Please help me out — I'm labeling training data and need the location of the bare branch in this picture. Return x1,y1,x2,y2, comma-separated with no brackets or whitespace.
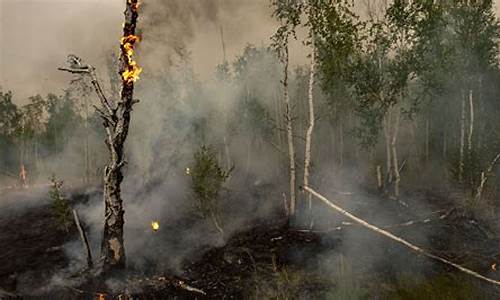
304,185,500,287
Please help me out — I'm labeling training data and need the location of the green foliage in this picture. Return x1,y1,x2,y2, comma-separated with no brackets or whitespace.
43,92,82,153
49,175,71,231
270,0,304,60
190,145,232,233
0,90,21,137
0,90,21,170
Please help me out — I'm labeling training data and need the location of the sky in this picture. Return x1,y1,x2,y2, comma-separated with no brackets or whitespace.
0,0,280,102
1,0,500,103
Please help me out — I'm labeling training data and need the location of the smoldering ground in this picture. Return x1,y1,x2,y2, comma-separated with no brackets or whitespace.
3,0,500,297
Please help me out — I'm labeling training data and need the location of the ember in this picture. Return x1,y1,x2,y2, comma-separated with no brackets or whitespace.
151,221,160,231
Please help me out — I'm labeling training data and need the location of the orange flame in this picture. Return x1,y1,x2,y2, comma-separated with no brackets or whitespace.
121,35,142,83
129,0,140,11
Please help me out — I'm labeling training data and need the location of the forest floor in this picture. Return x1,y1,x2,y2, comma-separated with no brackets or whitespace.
2,186,500,299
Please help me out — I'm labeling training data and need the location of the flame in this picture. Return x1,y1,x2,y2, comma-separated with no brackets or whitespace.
19,163,27,188
151,221,160,231
121,34,142,83
96,293,106,300
128,0,140,11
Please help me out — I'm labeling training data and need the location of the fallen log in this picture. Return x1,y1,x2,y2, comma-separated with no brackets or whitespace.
72,209,93,269
304,185,500,287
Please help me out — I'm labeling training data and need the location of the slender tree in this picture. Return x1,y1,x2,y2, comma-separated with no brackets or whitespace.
271,0,303,218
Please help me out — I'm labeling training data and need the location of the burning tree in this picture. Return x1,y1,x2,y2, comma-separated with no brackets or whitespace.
59,0,142,272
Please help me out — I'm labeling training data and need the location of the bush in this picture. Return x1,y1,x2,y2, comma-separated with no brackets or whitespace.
189,145,232,236
49,174,71,231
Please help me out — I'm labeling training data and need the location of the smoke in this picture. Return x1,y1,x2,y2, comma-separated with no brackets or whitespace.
4,0,500,296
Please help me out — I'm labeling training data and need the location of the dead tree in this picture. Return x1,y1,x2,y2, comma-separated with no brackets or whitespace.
73,209,93,269
474,152,500,204
59,0,141,272
304,185,500,287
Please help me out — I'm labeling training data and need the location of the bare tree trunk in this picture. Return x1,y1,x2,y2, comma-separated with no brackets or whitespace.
474,152,500,204
376,165,383,192
383,112,393,186
459,94,466,183
425,116,429,163
339,117,344,168
84,99,91,184
99,0,141,272
468,89,474,153
304,185,500,287
219,22,231,171
391,109,401,198
304,45,316,221
443,128,447,159
73,209,93,269
283,44,296,217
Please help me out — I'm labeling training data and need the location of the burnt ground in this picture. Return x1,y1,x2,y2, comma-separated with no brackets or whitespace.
0,198,72,294
2,187,500,299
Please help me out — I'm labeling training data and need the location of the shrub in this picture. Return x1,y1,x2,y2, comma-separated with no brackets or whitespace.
49,174,71,231
189,145,232,236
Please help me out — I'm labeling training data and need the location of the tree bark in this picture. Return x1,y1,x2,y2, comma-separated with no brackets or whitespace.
468,89,474,153
304,44,316,220
100,0,141,272
383,112,393,186
391,108,401,198
459,93,466,183
73,209,93,269
425,116,429,163
283,43,296,217
474,152,500,204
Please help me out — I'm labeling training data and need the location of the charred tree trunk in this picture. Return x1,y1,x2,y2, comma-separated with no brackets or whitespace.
59,0,141,273
100,0,141,272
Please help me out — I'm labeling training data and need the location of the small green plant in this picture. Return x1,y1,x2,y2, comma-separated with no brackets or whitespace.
49,174,71,232
189,145,232,237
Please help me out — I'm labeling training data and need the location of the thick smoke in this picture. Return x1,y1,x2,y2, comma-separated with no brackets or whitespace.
3,0,499,295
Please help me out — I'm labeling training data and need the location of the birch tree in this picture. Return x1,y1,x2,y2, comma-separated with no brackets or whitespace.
271,0,303,218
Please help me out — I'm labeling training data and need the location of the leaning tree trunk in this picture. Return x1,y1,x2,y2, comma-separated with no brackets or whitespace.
100,0,141,272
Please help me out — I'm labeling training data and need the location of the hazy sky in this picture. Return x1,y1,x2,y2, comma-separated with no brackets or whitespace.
0,0,280,102
1,0,499,102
